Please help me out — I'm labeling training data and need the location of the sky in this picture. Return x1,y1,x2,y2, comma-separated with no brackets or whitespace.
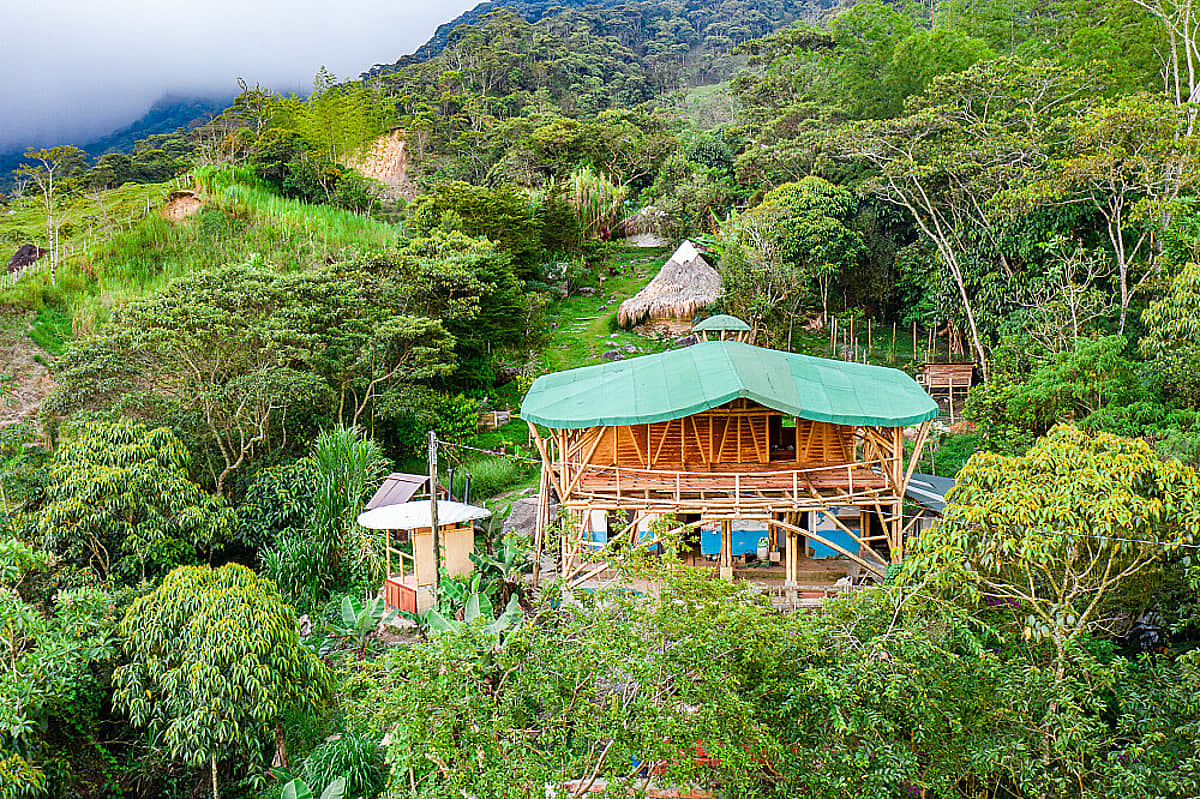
0,0,477,153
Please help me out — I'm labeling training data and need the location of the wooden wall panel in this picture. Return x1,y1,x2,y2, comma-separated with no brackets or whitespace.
574,400,866,471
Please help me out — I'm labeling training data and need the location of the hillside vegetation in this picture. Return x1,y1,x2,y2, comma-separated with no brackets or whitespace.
2,0,1200,797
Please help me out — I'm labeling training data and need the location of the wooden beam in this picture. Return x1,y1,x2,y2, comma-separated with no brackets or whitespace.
770,518,886,580
527,422,567,500
562,430,607,500
652,418,673,465
626,426,644,466
819,511,890,569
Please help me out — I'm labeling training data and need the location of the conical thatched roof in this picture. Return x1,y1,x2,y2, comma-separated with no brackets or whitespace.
618,241,720,327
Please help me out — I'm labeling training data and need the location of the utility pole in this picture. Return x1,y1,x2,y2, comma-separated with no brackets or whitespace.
428,430,441,590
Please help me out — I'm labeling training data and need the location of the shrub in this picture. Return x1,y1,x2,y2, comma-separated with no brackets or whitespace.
933,433,980,477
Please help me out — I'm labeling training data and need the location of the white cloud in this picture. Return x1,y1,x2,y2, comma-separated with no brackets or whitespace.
0,0,476,151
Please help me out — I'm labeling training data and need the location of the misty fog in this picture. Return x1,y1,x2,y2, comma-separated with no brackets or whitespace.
0,0,476,153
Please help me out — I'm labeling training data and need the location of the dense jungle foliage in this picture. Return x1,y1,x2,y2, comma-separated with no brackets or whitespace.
3,0,1200,796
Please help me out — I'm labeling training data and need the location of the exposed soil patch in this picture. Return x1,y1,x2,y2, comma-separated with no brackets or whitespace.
0,311,54,430
350,128,417,200
161,190,203,222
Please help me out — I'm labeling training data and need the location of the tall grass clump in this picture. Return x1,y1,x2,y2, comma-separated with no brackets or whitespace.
195,164,401,249
567,166,626,237
262,426,389,610
451,456,531,502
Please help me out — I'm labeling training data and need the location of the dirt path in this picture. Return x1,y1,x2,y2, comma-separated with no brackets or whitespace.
0,311,53,429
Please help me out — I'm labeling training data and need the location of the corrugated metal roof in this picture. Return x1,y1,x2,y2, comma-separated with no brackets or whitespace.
366,473,432,510
520,340,939,429
904,472,957,515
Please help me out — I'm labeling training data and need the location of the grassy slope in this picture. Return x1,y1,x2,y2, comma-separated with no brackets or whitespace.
539,246,672,372
0,167,401,333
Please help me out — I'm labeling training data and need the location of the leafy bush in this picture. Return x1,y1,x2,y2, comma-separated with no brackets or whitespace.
262,531,332,613
235,461,317,551
933,433,980,477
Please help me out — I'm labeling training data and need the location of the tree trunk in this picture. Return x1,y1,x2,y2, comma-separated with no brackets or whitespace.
274,722,288,769
211,752,219,799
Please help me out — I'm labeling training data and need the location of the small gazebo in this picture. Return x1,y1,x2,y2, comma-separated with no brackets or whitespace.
692,314,751,343
618,240,720,335
357,500,491,614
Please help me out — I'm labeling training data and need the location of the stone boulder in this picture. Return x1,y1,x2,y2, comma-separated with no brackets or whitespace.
7,244,47,273
501,496,558,538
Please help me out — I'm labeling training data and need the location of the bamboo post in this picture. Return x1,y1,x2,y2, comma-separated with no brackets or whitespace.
891,321,897,363
912,322,917,360
868,318,872,355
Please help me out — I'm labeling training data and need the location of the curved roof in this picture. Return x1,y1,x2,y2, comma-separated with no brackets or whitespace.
521,340,938,429
357,500,491,530
692,314,751,332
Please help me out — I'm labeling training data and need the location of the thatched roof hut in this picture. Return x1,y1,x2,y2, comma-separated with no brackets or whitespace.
618,241,720,333
612,206,674,247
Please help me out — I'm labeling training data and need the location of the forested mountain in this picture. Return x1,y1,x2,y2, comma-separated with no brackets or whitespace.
79,94,232,157
4,0,1200,797
0,94,229,189
364,0,831,78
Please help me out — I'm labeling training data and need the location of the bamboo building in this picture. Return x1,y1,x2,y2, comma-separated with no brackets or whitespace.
520,339,938,587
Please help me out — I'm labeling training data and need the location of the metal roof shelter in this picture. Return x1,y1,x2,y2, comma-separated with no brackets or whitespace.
904,472,956,516
357,500,492,531
365,473,447,510
520,340,939,430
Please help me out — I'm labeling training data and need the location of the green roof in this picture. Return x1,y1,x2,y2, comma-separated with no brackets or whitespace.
521,340,939,429
692,314,751,332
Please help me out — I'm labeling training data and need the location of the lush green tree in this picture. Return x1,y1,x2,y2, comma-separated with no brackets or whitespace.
113,563,331,799
0,547,115,792
906,423,1200,665
1141,261,1200,404
49,260,458,491
274,68,393,164
47,264,331,495
838,58,1100,377
757,176,863,329
407,182,545,274
35,418,232,583
1022,93,1199,331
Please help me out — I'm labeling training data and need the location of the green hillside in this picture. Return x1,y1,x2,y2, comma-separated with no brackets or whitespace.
3,0,1200,797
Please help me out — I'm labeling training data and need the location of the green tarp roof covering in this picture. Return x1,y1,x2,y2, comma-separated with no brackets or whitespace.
692,314,751,332
521,340,938,429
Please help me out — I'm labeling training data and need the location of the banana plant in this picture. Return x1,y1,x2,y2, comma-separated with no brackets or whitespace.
469,533,532,605
273,772,345,799
425,593,523,637
319,595,396,660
